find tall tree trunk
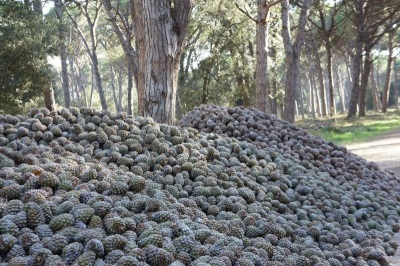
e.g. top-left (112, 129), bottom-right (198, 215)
top-left (307, 73), bottom-right (316, 118)
top-left (347, 41), bottom-right (363, 118)
top-left (255, 1), bottom-right (270, 113)
top-left (370, 62), bottom-right (382, 111)
top-left (117, 66), bottom-right (123, 112)
top-left (306, 48), bottom-right (320, 116)
top-left (110, 65), bottom-right (119, 111)
top-left (326, 40), bottom-right (335, 116)
top-left (54, 0), bottom-right (70, 108)
top-left (334, 60), bottom-right (345, 113)
top-left (358, 46), bottom-right (373, 116)
top-left (382, 30), bottom-right (394, 113)
top-left (347, 1), bottom-right (365, 118)
top-left (127, 65), bottom-right (134, 114)
top-left (394, 59), bottom-right (399, 110)
top-left (313, 46), bottom-right (327, 117)
top-left (281, 0), bottom-right (311, 123)
top-left (131, 0), bottom-right (194, 124)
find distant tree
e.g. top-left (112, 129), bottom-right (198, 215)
top-left (54, 0), bottom-right (71, 108)
top-left (103, 0), bottom-right (138, 115)
top-left (347, 0), bottom-right (400, 118)
top-left (236, 0), bottom-right (283, 114)
top-left (309, 0), bottom-right (347, 116)
top-left (66, 0), bottom-right (108, 110)
top-left (0, 0), bottom-right (54, 114)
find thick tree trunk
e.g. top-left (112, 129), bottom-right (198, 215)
top-left (347, 25), bottom-right (363, 118)
top-left (92, 52), bottom-right (108, 110)
top-left (382, 31), bottom-right (394, 113)
top-left (44, 87), bottom-right (55, 111)
top-left (255, 1), bottom-right (270, 113)
top-left (358, 47), bottom-right (372, 116)
top-left (281, 0), bottom-right (311, 123)
top-left (347, 1), bottom-right (365, 118)
top-left (54, 0), bottom-right (70, 108)
top-left (132, 0), bottom-right (193, 124)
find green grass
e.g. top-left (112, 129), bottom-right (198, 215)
top-left (296, 109), bottom-right (400, 145)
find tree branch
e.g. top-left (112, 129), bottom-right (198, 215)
top-left (172, 0), bottom-right (195, 50)
top-left (235, 3), bottom-right (257, 23)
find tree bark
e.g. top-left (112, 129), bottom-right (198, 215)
top-left (394, 58), bottom-right (399, 110)
top-left (44, 87), bottom-right (55, 111)
top-left (131, 0), bottom-right (194, 124)
top-left (326, 40), bottom-right (335, 116)
top-left (382, 30), bottom-right (395, 113)
top-left (255, 1), bottom-right (270, 113)
top-left (347, 1), bottom-right (364, 119)
top-left (281, 0), bottom-right (312, 123)
top-left (54, 0), bottom-right (70, 109)
top-left (358, 46), bottom-right (373, 116)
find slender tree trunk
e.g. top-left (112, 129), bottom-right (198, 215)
top-left (307, 74), bottom-right (316, 118)
top-left (118, 65), bottom-right (124, 112)
top-left (255, 1), bottom-right (270, 113)
top-left (358, 46), bottom-right (372, 116)
top-left (326, 40), bottom-right (335, 116)
top-left (127, 65), bottom-right (133, 115)
top-left (394, 59), bottom-right (399, 110)
top-left (109, 65), bottom-right (119, 111)
top-left (281, 0), bottom-right (311, 123)
top-left (306, 48), bottom-right (320, 116)
top-left (54, 0), bottom-right (70, 108)
top-left (132, 0), bottom-right (194, 124)
top-left (314, 47), bottom-right (327, 117)
top-left (299, 80), bottom-right (305, 119)
top-left (370, 62), bottom-right (382, 111)
top-left (382, 31), bottom-right (394, 113)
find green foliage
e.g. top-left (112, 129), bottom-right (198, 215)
top-left (299, 110), bottom-right (400, 145)
top-left (0, 0), bottom-right (53, 114)
top-left (178, 1), bottom-right (257, 115)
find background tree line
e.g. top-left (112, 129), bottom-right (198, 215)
top-left (1, 0), bottom-right (400, 124)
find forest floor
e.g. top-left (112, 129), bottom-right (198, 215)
top-left (346, 128), bottom-right (400, 265)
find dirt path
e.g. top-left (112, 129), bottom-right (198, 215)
top-left (346, 128), bottom-right (400, 173)
top-left (346, 128), bottom-right (400, 265)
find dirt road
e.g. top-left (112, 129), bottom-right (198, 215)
top-left (346, 129), bottom-right (400, 173)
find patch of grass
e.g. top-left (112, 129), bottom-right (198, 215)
top-left (297, 109), bottom-right (400, 145)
